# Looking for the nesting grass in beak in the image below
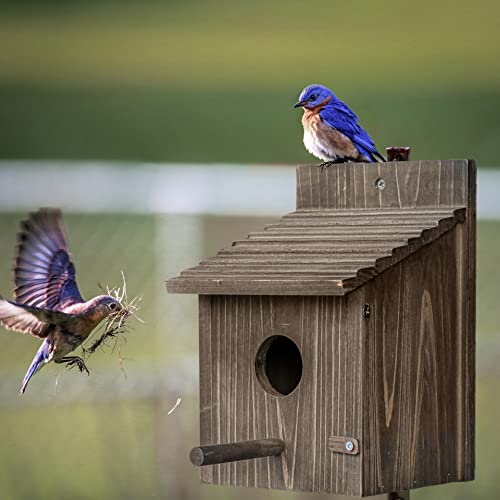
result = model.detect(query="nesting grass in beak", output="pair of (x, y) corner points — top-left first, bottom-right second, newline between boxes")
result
(86, 272), (143, 355)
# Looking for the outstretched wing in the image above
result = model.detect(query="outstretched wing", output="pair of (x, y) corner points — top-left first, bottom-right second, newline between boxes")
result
(0, 298), (47, 337)
(10, 301), (79, 328)
(14, 208), (84, 310)
(0, 298), (80, 338)
(320, 100), (385, 162)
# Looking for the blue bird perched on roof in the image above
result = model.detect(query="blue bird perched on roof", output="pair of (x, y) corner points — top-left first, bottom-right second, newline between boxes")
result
(0, 208), (127, 394)
(294, 84), (385, 168)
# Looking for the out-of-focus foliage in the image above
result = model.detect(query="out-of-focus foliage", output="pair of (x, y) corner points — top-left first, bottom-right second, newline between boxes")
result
(1, 0), (499, 164)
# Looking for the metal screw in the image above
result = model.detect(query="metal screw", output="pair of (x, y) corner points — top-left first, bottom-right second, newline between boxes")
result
(345, 441), (354, 452)
(375, 178), (385, 191)
(362, 303), (371, 318)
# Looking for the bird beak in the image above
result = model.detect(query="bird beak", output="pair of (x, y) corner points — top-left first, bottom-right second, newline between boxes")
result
(293, 100), (306, 109)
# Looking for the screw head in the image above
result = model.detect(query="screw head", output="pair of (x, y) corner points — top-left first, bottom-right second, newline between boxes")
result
(375, 178), (385, 191)
(345, 441), (354, 452)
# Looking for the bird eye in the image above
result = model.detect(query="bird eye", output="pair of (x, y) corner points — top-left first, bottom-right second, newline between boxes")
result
(108, 302), (117, 311)
(309, 94), (317, 101)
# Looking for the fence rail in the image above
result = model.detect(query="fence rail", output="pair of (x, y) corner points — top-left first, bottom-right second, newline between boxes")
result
(0, 161), (499, 218)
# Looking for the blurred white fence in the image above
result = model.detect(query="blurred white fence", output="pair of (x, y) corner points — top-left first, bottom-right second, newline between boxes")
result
(0, 161), (499, 217)
(0, 162), (295, 215)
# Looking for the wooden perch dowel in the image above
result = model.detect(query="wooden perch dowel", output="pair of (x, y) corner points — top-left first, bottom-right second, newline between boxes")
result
(190, 439), (285, 466)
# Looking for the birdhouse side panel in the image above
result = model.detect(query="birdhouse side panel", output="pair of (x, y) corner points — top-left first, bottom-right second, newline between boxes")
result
(198, 294), (364, 495)
(360, 223), (474, 496)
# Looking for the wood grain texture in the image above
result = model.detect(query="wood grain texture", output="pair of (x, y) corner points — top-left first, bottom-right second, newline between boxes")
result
(198, 294), (364, 496)
(359, 222), (474, 495)
(166, 161), (469, 296)
(296, 160), (468, 211)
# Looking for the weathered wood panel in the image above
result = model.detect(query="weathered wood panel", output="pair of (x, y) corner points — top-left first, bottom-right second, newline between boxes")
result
(198, 294), (363, 495)
(360, 223), (474, 495)
(296, 160), (468, 211)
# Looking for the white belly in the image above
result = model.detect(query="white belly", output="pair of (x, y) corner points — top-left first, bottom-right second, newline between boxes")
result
(303, 130), (337, 162)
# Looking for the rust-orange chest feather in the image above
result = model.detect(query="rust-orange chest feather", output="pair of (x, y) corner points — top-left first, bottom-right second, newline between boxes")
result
(301, 101), (360, 162)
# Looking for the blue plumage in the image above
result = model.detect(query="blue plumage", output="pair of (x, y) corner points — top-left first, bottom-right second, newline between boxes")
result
(319, 105), (382, 162)
(20, 337), (52, 394)
(294, 84), (385, 164)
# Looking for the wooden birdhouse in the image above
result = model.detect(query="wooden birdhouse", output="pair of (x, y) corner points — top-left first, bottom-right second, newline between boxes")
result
(166, 158), (476, 498)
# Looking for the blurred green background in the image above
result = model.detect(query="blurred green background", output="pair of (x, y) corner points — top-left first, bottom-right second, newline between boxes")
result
(1, 0), (500, 164)
(1, 1), (500, 500)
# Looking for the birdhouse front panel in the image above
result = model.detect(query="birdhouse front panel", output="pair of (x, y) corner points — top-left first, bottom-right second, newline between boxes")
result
(198, 293), (365, 496)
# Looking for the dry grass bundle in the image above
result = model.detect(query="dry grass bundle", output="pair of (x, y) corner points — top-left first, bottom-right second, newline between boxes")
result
(85, 272), (143, 356)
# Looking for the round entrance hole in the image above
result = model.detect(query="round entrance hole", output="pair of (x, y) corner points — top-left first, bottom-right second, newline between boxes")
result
(255, 336), (303, 396)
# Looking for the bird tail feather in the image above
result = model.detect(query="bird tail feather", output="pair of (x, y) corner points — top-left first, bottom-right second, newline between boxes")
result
(20, 338), (51, 395)
(373, 150), (387, 162)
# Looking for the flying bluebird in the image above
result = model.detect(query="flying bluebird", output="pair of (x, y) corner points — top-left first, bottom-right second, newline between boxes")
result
(294, 84), (385, 167)
(0, 208), (123, 394)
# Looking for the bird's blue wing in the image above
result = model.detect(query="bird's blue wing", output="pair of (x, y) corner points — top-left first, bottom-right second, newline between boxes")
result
(14, 209), (84, 310)
(320, 101), (383, 162)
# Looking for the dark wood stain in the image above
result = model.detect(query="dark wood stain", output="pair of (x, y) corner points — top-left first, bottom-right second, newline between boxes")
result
(169, 159), (475, 497)
(360, 224), (474, 495)
(190, 439), (285, 466)
(198, 294), (364, 495)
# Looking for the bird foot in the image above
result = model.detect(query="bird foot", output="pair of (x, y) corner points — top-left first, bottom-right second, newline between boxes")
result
(318, 161), (334, 172)
(60, 356), (90, 375)
(318, 159), (349, 171)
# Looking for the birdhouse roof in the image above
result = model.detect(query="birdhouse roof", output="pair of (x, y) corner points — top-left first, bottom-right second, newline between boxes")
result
(167, 161), (473, 296)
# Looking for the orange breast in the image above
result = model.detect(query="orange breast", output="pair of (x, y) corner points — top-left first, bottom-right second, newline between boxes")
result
(302, 109), (359, 160)
(302, 110), (322, 134)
